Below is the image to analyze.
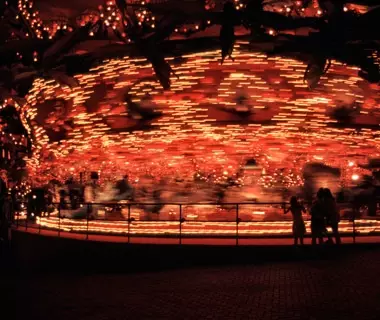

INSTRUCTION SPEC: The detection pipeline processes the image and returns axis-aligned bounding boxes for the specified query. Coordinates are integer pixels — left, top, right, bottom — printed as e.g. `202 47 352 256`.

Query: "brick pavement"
4 248 380 320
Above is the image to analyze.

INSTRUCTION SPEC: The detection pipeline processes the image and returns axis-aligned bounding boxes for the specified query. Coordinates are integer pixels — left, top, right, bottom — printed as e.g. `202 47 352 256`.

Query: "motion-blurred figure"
115 175 134 201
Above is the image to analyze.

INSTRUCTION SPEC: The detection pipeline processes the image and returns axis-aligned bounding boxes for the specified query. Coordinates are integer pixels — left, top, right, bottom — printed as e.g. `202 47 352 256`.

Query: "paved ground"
3 247 380 320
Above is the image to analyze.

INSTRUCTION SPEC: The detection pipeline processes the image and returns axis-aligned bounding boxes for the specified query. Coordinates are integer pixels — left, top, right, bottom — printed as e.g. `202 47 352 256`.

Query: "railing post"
86 203 89 240
179 204 182 245
236 204 239 246
39 214 41 234
58 205 61 237
127 203 131 244
352 204 356 244
16 209 19 229
25 211 28 231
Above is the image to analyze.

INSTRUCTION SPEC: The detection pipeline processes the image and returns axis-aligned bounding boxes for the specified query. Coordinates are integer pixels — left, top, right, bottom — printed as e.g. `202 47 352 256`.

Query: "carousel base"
13 213 380 238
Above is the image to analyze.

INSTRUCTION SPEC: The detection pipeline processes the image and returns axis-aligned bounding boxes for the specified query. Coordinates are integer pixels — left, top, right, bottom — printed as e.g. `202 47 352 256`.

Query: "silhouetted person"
116 175 133 200
0 174 8 244
65 177 80 210
323 188 341 244
368 188 377 217
310 188 326 245
69 188 80 210
151 188 164 215
215 185 226 204
285 196 306 246
59 189 68 210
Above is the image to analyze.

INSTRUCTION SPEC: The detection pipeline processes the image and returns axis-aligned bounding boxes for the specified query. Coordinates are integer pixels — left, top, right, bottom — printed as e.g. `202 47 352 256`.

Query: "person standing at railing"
285 196 306 246
323 188 341 245
0 172 9 247
310 188 326 245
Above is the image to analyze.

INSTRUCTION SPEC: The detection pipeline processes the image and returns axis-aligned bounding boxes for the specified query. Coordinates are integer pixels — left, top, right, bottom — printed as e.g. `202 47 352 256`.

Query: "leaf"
146 15 187 43
220 25 235 64
304 56 330 89
151 51 176 89
46 71 79 88
43 23 93 68
13 70 38 82
220 2 237 64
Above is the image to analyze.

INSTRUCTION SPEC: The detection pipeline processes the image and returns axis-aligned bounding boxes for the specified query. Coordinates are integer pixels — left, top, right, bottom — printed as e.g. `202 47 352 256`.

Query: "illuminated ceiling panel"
21 42 380 185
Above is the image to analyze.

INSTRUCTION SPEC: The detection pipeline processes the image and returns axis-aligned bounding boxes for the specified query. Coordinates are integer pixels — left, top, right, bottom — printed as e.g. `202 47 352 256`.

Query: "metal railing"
10 201 380 245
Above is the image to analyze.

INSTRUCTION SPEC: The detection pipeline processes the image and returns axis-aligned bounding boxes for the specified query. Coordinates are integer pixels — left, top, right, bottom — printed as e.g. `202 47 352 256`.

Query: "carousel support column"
58 205 61 237
179 204 183 245
16 209 19 229
25 209 28 232
127 204 131 244
86 203 90 240
352 204 356 244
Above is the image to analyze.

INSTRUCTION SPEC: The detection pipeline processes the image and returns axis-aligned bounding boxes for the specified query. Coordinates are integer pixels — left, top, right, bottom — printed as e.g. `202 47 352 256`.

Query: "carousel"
1 1 379 235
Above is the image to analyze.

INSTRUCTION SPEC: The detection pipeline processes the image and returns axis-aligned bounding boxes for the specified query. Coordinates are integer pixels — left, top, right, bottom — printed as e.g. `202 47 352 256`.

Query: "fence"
10 201 380 245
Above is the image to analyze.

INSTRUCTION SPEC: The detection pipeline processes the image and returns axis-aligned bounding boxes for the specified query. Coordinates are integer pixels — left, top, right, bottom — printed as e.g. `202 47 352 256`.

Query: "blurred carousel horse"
160 186 215 221
70 183 118 219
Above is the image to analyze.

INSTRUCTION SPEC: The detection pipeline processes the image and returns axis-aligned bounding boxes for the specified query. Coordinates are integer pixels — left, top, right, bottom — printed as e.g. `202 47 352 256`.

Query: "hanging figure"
304 55 331 90
220 1 237 64
243 0 265 39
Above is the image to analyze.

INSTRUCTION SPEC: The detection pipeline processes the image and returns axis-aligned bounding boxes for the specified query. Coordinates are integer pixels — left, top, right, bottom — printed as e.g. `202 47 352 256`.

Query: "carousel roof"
0 1 379 185
20 42 379 186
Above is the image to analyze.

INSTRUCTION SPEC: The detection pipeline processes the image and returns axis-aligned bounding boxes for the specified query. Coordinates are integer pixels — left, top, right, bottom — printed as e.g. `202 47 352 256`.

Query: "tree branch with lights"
0 0 379 100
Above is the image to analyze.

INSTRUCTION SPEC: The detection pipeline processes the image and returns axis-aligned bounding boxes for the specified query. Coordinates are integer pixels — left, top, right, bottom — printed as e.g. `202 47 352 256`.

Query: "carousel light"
352 174 360 181
9 43 378 191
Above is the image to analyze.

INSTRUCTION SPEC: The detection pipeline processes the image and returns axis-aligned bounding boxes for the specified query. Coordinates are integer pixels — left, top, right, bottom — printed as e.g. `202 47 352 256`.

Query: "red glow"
17 43 379 190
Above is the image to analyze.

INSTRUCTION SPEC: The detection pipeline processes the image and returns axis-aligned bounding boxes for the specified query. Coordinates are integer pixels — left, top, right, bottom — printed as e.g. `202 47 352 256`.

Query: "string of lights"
13 42 378 192
0 0 378 202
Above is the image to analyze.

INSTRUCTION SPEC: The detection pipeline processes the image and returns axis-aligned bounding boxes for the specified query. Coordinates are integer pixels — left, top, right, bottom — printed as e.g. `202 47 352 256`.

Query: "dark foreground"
3 244 380 320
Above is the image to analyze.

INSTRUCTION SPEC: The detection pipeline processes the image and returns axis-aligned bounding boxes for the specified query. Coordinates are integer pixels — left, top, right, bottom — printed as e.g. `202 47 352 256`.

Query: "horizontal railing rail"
15 201 292 206
9 200 376 245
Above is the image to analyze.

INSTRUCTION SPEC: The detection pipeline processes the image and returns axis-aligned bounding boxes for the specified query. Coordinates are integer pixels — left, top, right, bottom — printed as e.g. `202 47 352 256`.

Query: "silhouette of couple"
311 188 341 245
285 188 340 246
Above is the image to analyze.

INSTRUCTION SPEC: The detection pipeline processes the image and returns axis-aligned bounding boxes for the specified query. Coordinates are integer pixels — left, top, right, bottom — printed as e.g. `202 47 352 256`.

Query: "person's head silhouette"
317 188 324 200
290 196 298 206
323 188 334 199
